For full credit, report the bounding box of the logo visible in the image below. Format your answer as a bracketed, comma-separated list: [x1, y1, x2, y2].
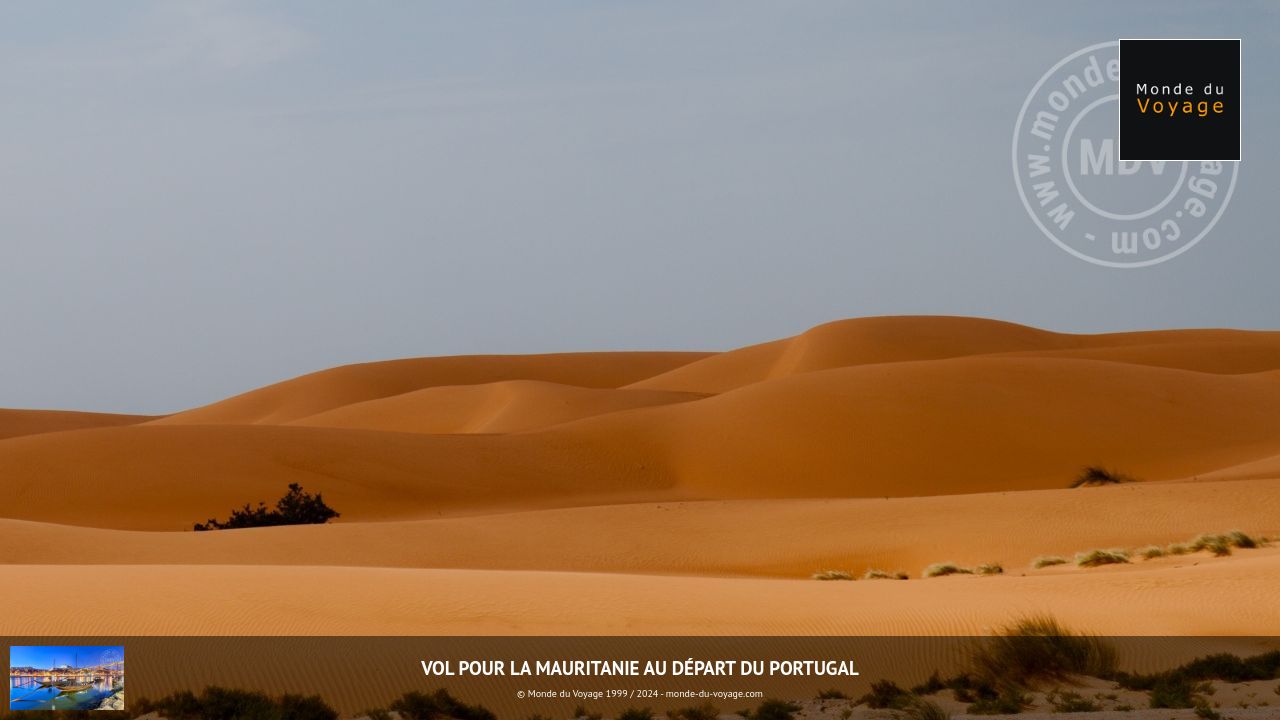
[1012, 41, 1237, 268]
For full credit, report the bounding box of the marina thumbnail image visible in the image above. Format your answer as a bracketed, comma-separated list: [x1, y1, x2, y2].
[9, 645, 124, 711]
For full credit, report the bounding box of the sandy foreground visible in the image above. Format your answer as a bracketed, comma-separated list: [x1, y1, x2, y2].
[2, 316, 1280, 637]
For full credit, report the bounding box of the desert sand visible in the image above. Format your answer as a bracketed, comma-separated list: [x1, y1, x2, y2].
[2, 316, 1280, 637]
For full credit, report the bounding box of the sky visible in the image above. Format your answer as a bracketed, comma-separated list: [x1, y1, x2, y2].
[2, 1, 1278, 414]
[9, 646, 123, 670]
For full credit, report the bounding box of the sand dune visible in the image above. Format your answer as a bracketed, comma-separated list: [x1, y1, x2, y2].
[634, 358, 1280, 498]
[3, 316, 1280, 639]
[4, 478, 1277, 578]
[4, 356, 1280, 530]
[0, 423, 674, 530]
[629, 316, 1280, 393]
[0, 408, 152, 441]
[290, 380, 705, 434]
[3, 552, 1279, 636]
[151, 351, 710, 425]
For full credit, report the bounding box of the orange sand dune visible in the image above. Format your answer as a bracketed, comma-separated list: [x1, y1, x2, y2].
[4, 357, 1280, 530]
[629, 316, 1280, 393]
[290, 380, 705, 434]
[617, 357, 1280, 499]
[989, 339, 1280, 375]
[0, 423, 672, 530]
[152, 351, 710, 425]
[5, 316, 1280, 639]
[3, 552, 1279, 636]
[4, 478, 1277, 577]
[0, 408, 153, 441]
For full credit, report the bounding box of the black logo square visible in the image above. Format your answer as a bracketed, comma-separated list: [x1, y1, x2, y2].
[1119, 39, 1240, 161]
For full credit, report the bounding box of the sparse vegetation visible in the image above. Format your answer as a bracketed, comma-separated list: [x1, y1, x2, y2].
[1190, 533, 1233, 556]
[750, 699, 800, 720]
[617, 707, 654, 720]
[923, 562, 973, 578]
[856, 680, 913, 710]
[1139, 544, 1166, 559]
[1031, 555, 1068, 569]
[1046, 689, 1102, 712]
[910, 672, 947, 696]
[965, 688, 1028, 715]
[133, 686, 339, 720]
[815, 689, 848, 700]
[903, 698, 951, 720]
[1195, 703, 1224, 719]
[975, 562, 1004, 576]
[1075, 548, 1130, 567]
[194, 483, 340, 531]
[392, 690, 497, 720]
[1071, 465, 1134, 488]
[574, 705, 603, 720]
[862, 568, 909, 580]
[970, 615, 1118, 687]
[810, 569, 854, 581]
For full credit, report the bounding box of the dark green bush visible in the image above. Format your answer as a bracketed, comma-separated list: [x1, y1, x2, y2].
[856, 679, 912, 709]
[1071, 466, 1134, 487]
[194, 483, 339, 531]
[750, 699, 801, 720]
[966, 688, 1027, 715]
[132, 686, 336, 720]
[391, 689, 496, 720]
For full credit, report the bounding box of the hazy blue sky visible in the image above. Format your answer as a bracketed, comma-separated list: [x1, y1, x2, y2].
[2, 1, 1277, 414]
[10, 645, 122, 669]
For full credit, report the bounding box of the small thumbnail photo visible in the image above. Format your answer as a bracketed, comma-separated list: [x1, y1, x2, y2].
[9, 645, 124, 712]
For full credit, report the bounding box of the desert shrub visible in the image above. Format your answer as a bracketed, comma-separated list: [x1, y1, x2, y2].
[1031, 555, 1068, 569]
[1167, 542, 1193, 555]
[1139, 544, 1166, 560]
[392, 690, 496, 720]
[1071, 466, 1134, 488]
[751, 699, 801, 720]
[857, 679, 912, 709]
[1148, 675, 1198, 709]
[133, 686, 337, 720]
[966, 688, 1028, 715]
[1195, 704, 1223, 719]
[617, 707, 653, 720]
[361, 710, 393, 720]
[811, 569, 853, 580]
[574, 706, 603, 720]
[970, 615, 1117, 687]
[1174, 651, 1280, 683]
[975, 562, 1004, 576]
[1190, 534, 1233, 556]
[1227, 529, 1260, 548]
[1075, 548, 1130, 567]
[903, 699, 952, 720]
[194, 483, 340, 531]
[1046, 689, 1101, 712]
[911, 671, 947, 696]
[862, 568, 909, 580]
[923, 562, 973, 578]
[815, 689, 848, 699]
